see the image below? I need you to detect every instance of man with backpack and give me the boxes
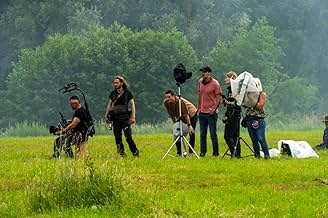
[105,75,139,157]
[59,95,92,160]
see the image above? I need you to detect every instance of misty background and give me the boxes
[0,0,327,129]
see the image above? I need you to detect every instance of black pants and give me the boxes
[176,114,198,155]
[113,118,138,155]
[224,117,241,157]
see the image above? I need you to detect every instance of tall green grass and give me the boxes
[1,114,323,137]
[2,121,48,137]
[0,133,327,216]
[28,158,122,213]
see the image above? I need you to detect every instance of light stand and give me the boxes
[162,83,200,159]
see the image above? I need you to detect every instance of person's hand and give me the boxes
[187,125,194,134]
[129,117,136,125]
[104,115,110,124]
[225,100,234,106]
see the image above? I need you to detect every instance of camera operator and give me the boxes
[222,71,241,158]
[105,75,139,157]
[164,89,198,156]
[198,66,222,157]
[243,86,270,159]
[59,95,90,160]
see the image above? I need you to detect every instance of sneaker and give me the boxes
[254,154,261,159]
[264,155,270,159]
[199,153,206,157]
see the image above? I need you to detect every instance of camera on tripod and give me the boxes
[173,63,192,84]
[162,64,200,159]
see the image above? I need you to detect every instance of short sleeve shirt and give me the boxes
[73,107,89,133]
[198,78,222,113]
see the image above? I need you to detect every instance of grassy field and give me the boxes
[0,130,328,217]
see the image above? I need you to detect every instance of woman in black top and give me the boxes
[222,71,241,158]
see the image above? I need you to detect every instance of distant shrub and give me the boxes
[3,121,48,137]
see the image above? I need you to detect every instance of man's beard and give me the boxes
[71,105,79,110]
[202,78,210,85]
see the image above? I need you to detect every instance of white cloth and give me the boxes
[278,140,319,158]
[230,71,263,107]
[172,122,187,137]
[260,148,281,158]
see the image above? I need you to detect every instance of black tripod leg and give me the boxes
[240,137,255,153]
[222,148,231,158]
[232,138,239,157]
[239,137,255,157]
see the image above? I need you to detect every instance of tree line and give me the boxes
[0,0,326,127]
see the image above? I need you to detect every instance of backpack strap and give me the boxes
[112,91,125,106]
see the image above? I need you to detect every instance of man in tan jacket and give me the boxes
[164,89,198,155]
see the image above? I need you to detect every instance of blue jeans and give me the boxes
[199,113,219,156]
[246,117,270,157]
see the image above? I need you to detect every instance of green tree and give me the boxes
[2,25,198,126]
[67,5,102,34]
[0,0,94,89]
[270,77,319,115]
[206,18,284,94]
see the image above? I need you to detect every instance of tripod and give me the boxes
[222,136,255,158]
[162,83,200,159]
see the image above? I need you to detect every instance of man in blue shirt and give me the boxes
[315,115,328,150]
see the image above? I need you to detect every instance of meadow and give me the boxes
[0,129,328,217]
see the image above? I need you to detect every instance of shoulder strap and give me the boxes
[112,91,125,105]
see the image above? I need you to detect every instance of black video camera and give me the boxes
[49,112,69,135]
[173,63,192,84]
[49,125,60,134]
